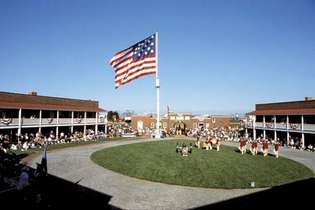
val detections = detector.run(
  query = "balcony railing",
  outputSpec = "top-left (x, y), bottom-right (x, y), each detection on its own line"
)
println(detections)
top-left (58, 118), bottom-right (72, 124)
top-left (73, 118), bottom-right (84, 124)
top-left (86, 118), bottom-right (96, 124)
top-left (265, 122), bottom-right (274, 129)
top-left (41, 118), bottom-right (57, 125)
top-left (276, 123), bottom-right (287, 129)
top-left (255, 122), bottom-right (264, 128)
top-left (0, 117), bottom-right (106, 128)
top-left (289, 123), bottom-right (301, 130)
top-left (303, 124), bottom-right (315, 131)
top-left (0, 118), bottom-right (19, 127)
top-left (22, 118), bottom-right (40, 125)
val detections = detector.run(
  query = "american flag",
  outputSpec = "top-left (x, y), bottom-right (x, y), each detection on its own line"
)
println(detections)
top-left (109, 34), bottom-right (157, 88)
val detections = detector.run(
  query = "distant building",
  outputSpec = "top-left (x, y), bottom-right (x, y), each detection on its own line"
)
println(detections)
top-left (0, 91), bottom-right (107, 141)
top-left (246, 97), bottom-right (315, 147)
top-left (130, 112), bottom-right (235, 135)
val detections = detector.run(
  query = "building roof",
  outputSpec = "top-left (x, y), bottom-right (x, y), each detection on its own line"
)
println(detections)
top-left (247, 109), bottom-right (315, 116)
top-left (0, 91), bottom-right (105, 112)
top-left (247, 98), bottom-right (315, 116)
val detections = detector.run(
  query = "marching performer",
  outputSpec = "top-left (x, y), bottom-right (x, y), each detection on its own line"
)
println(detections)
top-left (274, 141), bottom-right (281, 158)
top-left (204, 135), bottom-right (211, 150)
top-left (215, 137), bottom-right (221, 152)
top-left (239, 137), bottom-right (246, 155)
top-left (251, 139), bottom-right (258, 155)
top-left (262, 139), bottom-right (269, 157)
top-left (195, 135), bottom-right (201, 149)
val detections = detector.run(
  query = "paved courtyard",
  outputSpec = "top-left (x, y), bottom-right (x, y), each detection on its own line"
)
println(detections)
top-left (28, 138), bottom-right (314, 209)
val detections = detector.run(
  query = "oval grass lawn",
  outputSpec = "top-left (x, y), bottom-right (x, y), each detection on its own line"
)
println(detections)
top-left (90, 140), bottom-right (314, 189)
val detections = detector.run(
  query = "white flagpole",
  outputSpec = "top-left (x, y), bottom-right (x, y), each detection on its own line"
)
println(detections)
top-left (155, 32), bottom-right (160, 138)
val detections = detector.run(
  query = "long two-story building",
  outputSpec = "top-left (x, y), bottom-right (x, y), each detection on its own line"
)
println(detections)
top-left (246, 97), bottom-right (315, 147)
top-left (0, 91), bottom-right (107, 142)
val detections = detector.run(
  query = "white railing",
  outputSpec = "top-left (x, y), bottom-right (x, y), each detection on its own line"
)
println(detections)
top-left (289, 123), bottom-right (301, 130)
top-left (255, 122), bottom-right (264, 128)
top-left (73, 118), bottom-right (83, 124)
top-left (22, 118), bottom-right (40, 125)
top-left (0, 118), bottom-right (19, 127)
top-left (86, 118), bottom-right (96, 124)
top-left (303, 124), bottom-right (315, 131)
top-left (265, 122), bottom-right (274, 129)
top-left (58, 118), bottom-right (72, 124)
top-left (276, 123), bottom-right (287, 129)
top-left (98, 118), bottom-right (106, 123)
top-left (0, 117), bottom-right (107, 127)
top-left (41, 118), bottom-right (57, 125)
top-left (42, 118), bottom-right (57, 125)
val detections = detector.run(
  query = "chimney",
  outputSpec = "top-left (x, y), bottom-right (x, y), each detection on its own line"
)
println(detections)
top-left (305, 97), bottom-right (314, 101)
top-left (28, 91), bottom-right (38, 96)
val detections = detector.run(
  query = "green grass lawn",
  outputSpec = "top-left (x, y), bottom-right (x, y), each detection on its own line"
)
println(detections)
top-left (91, 139), bottom-right (314, 189)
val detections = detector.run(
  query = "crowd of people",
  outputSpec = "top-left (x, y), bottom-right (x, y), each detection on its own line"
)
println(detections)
top-left (0, 130), bottom-right (107, 153)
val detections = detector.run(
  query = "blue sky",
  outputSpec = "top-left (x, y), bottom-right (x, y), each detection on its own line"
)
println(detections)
top-left (0, 0), bottom-right (314, 115)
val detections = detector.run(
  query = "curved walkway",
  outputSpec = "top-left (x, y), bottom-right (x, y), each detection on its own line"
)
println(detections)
top-left (27, 139), bottom-right (313, 210)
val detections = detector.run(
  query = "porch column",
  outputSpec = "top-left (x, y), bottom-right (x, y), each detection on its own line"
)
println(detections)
top-left (39, 110), bottom-right (42, 134)
top-left (18, 108), bottom-right (22, 143)
top-left (105, 112), bottom-right (108, 135)
top-left (71, 111), bottom-right (74, 134)
top-left (274, 115), bottom-right (277, 141)
top-left (286, 115), bottom-right (290, 145)
top-left (95, 112), bottom-right (98, 135)
top-left (263, 115), bottom-right (266, 139)
top-left (301, 115), bottom-right (305, 148)
top-left (56, 110), bottom-right (59, 139)
top-left (83, 112), bottom-right (87, 139)
top-left (253, 116), bottom-right (256, 140)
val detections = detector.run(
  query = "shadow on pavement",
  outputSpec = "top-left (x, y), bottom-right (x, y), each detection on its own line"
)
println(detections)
top-left (0, 171), bottom-right (119, 209)
top-left (193, 177), bottom-right (315, 209)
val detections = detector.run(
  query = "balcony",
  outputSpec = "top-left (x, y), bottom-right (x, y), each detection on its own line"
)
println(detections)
top-left (255, 122), bottom-right (264, 128)
top-left (0, 118), bottom-right (19, 127)
top-left (41, 118), bottom-right (57, 125)
top-left (58, 118), bottom-right (72, 124)
top-left (22, 118), bottom-right (40, 125)
top-left (86, 118), bottom-right (96, 124)
top-left (289, 123), bottom-right (301, 130)
top-left (265, 122), bottom-right (274, 129)
top-left (303, 124), bottom-right (315, 131)
top-left (276, 123), bottom-right (287, 129)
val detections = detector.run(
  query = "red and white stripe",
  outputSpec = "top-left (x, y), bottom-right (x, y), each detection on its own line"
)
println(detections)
top-left (110, 49), bottom-right (156, 89)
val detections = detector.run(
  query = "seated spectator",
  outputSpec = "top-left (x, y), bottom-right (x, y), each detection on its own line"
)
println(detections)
top-left (17, 166), bottom-right (30, 190)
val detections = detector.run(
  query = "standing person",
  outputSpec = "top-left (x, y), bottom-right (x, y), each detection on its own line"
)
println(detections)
top-left (204, 135), bottom-right (211, 150)
top-left (251, 139), bottom-right (258, 155)
top-left (215, 137), bottom-right (221, 152)
top-left (239, 137), bottom-right (246, 155)
top-left (195, 135), bottom-right (200, 149)
top-left (262, 139), bottom-right (269, 157)
top-left (274, 141), bottom-right (281, 158)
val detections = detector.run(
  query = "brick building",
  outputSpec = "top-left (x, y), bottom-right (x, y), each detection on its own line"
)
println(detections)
top-left (130, 112), bottom-right (233, 135)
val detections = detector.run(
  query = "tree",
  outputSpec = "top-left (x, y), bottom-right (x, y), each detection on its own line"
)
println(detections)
top-left (107, 111), bottom-right (120, 122)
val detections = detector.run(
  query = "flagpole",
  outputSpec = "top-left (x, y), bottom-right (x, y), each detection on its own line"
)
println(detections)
top-left (155, 32), bottom-right (160, 138)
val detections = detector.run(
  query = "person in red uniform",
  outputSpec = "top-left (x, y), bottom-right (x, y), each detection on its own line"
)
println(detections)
top-left (262, 139), bottom-right (269, 157)
top-left (274, 141), bottom-right (281, 158)
top-left (204, 135), bottom-right (211, 150)
top-left (239, 137), bottom-right (246, 155)
top-left (251, 139), bottom-right (258, 155)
